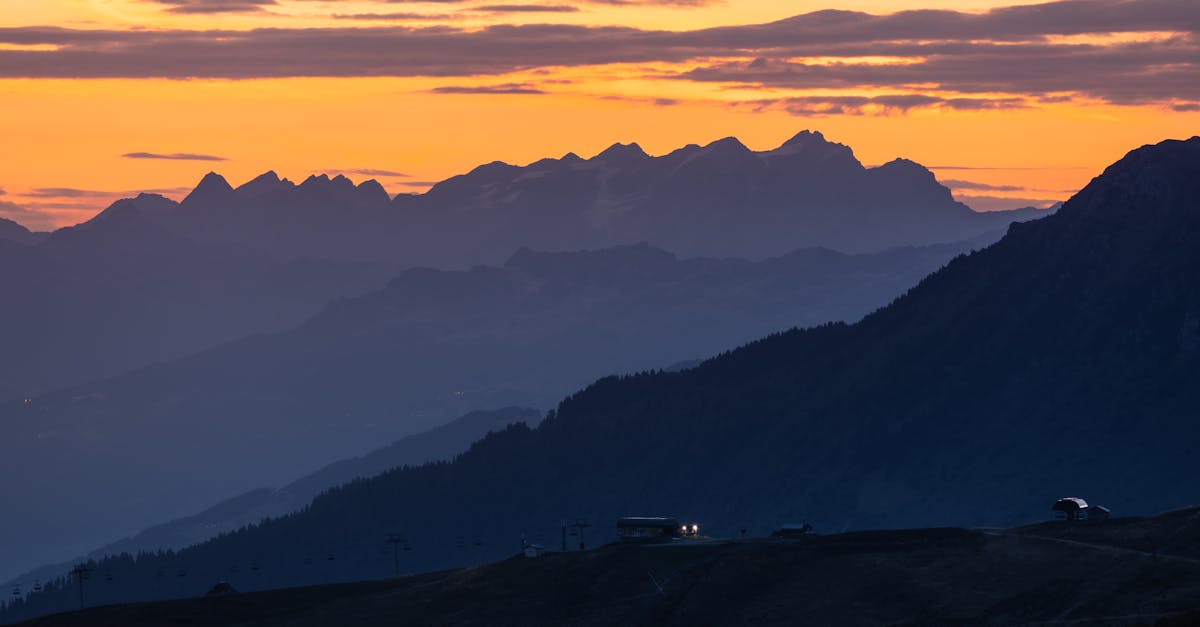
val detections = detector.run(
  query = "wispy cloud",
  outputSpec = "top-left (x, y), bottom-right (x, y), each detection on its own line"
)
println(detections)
top-left (333, 168), bottom-right (409, 178)
top-left (20, 186), bottom-right (192, 200)
top-left (5, 185), bottom-right (192, 230)
top-left (473, 4), bottom-right (579, 13)
top-left (940, 179), bottom-right (1026, 192)
top-left (928, 165), bottom-right (1090, 171)
top-left (0, 199), bottom-right (89, 231)
top-left (431, 83), bottom-right (546, 94)
top-left (148, 0), bottom-right (276, 14)
top-left (733, 94), bottom-right (1030, 117)
top-left (122, 151), bottom-right (228, 161)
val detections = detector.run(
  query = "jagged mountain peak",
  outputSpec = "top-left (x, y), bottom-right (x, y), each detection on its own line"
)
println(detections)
top-left (181, 172), bottom-right (234, 207)
top-left (702, 136), bottom-right (753, 156)
top-left (592, 141), bottom-right (649, 162)
top-left (354, 179), bottom-right (392, 205)
top-left (876, 157), bottom-right (927, 171)
top-left (872, 158), bottom-right (938, 182)
top-left (235, 170), bottom-right (294, 198)
top-left (770, 129), bottom-right (857, 162)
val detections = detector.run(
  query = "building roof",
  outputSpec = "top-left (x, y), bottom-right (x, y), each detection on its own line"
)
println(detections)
top-left (617, 517), bottom-right (679, 528)
top-left (1053, 497), bottom-right (1089, 510)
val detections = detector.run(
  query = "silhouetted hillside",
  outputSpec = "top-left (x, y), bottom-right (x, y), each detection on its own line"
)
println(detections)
top-left (0, 217), bottom-right (42, 245)
top-left (10, 507), bottom-right (1200, 626)
top-left (4, 136), bottom-right (1190, 612)
top-left (0, 238), bottom-right (987, 580)
top-left (1, 408), bottom-right (537, 596)
top-left (74, 131), bottom-right (1045, 267)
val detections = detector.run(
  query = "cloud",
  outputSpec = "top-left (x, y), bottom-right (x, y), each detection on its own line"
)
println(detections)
top-left (1, 0), bottom-right (1197, 108)
top-left (430, 82), bottom-right (546, 94)
top-left (940, 179), bottom-right (1026, 192)
top-left (21, 186), bottom-right (192, 199)
top-left (149, 0), bottom-right (276, 14)
top-left (734, 94), bottom-right (1029, 116)
top-left (122, 151), bottom-right (228, 161)
top-left (473, 4), bottom-right (579, 13)
top-left (598, 94), bottom-right (682, 106)
top-left (336, 168), bottom-right (409, 178)
top-left (331, 12), bottom-right (456, 21)
top-left (6, 186), bottom-right (192, 230)
top-left (0, 199), bottom-right (86, 231)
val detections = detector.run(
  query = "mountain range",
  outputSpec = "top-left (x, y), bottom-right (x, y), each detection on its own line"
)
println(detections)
top-left (2, 135), bottom-right (1188, 613)
top-left (0, 130), bottom-right (1047, 402)
top-left (0, 236), bottom-right (995, 581)
top-left (34, 130), bottom-right (1044, 270)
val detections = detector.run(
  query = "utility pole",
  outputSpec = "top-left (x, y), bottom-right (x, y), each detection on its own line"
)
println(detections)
top-left (385, 534), bottom-right (405, 578)
top-left (572, 520), bottom-right (592, 551)
top-left (69, 564), bottom-right (93, 611)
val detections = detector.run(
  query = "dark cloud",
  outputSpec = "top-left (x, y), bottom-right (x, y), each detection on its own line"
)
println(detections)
top-left (473, 4), bottom-right (580, 12)
top-left (678, 37), bottom-right (1200, 106)
top-left (587, 0), bottom-right (712, 4)
top-left (941, 179), bottom-right (1026, 192)
top-left (149, 0), bottom-right (276, 14)
top-left (431, 82), bottom-right (546, 94)
top-left (122, 151), bottom-right (228, 161)
top-left (24, 187), bottom-right (119, 199)
top-left (735, 94), bottom-right (1030, 116)
top-left (0, 199), bottom-right (88, 231)
top-left (599, 94), bottom-right (682, 106)
top-left (0, 200), bottom-right (35, 224)
top-left (331, 12), bottom-right (456, 21)
top-left (1, 0), bottom-right (1197, 108)
top-left (337, 168), bottom-right (409, 178)
top-left (928, 164), bottom-right (1090, 171)
top-left (21, 186), bottom-right (191, 199)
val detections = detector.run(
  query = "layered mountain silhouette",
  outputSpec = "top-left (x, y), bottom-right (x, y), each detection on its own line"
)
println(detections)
top-left (0, 216), bottom-right (43, 245)
top-left (0, 130), bottom-right (1045, 402)
top-left (396, 131), bottom-right (1044, 264)
top-left (66, 131), bottom-right (1045, 268)
top-left (0, 237), bottom-right (994, 580)
top-left (0, 407), bottom-right (537, 596)
top-left (5, 136), bottom-right (1190, 608)
top-left (0, 193), bottom-right (395, 400)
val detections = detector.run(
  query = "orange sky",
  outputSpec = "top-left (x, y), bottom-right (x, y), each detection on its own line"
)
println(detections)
top-left (1, 0), bottom-right (1198, 230)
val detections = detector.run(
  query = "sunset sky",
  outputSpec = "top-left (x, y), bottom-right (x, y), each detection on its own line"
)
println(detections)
top-left (1, 0), bottom-right (1198, 230)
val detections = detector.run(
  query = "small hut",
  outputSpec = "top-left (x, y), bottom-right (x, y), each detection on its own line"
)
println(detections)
top-left (617, 517), bottom-right (681, 543)
top-left (1052, 497), bottom-right (1089, 521)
